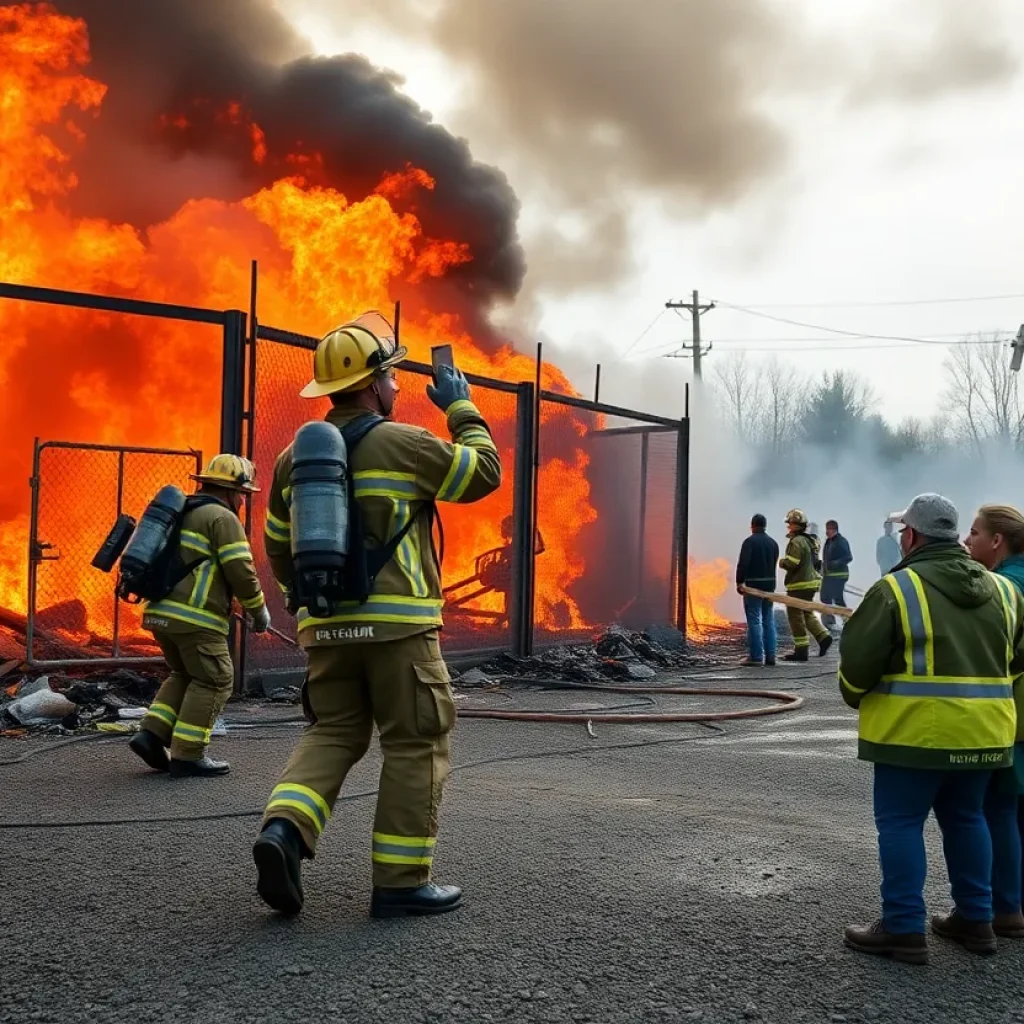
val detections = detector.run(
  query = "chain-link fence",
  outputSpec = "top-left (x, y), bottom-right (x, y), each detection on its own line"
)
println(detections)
top-left (1, 280), bottom-right (690, 687)
top-left (27, 441), bottom-right (202, 666)
top-left (532, 393), bottom-right (687, 649)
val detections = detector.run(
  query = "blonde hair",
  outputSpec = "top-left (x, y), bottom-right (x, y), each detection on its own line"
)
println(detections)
top-left (978, 504), bottom-right (1024, 555)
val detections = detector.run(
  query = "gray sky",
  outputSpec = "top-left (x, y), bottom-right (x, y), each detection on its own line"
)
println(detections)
top-left (276, 0), bottom-right (1024, 423)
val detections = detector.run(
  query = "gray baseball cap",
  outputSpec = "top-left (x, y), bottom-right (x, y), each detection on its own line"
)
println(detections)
top-left (888, 493), bottom-right (959, 541)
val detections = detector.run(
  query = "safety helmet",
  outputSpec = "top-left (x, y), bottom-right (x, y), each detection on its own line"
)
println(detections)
top-left (191, 454), bottom-right (259, 493)
top-left (785, 508), bottom-right (808, 526)
top-left (300, 311), bottom-right (408, 399)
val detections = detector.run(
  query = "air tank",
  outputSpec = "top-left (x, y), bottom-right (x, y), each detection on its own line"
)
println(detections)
top-left (120, 485), bottom-right (187, 580)
top-left (290, 421), bottom-right (348, 617)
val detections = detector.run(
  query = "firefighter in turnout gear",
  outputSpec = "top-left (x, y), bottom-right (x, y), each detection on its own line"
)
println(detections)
top-left (252, 312), bottom-right (501, 919)
top-left (779, 508), bottom-right (833, 662)
top-left (130, 455), bottom-right (270, 778)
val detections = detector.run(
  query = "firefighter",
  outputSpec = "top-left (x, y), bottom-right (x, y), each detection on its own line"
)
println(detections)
top-left (252, 313), bottom-right (501, 919)
top-left (129, 455), bottom-right (271, 778)
top-left (779, 508), bottom-right (832, 661)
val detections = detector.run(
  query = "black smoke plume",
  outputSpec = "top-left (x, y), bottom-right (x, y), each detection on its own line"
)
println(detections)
top-left (48, 0), bottom-right (525, 338)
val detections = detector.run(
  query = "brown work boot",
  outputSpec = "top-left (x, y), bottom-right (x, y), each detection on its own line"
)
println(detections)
top-left (930, 911), bottom-right (997, 954)
top-left (740, 657), bottom-right (764, 667)
top-left (843, 919), bottom-right (929, 965)
top-left (994, 911), bottom-right (1024, 939)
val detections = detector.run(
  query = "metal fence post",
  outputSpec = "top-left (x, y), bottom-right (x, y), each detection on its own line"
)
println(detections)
top-left (26, 439), bottom-right (42, 665)
top-left (220, 309), bottom-right (248, 691)
top-left (510, 382), bottom-right (537, 658)
top-left (673, 418), bottom-right (690, 637)
top-left (220, 310), bottom-right (248, 457)
top-left (637, 431), bottom-right (650, 614)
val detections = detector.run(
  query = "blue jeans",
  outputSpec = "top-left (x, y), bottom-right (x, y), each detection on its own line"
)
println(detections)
top-left (873, 763), bottom-right (993, 934)
top-left (742, 594), bottom-right (776, 662)
top-left (984, 777), bottom-right (1023, 915)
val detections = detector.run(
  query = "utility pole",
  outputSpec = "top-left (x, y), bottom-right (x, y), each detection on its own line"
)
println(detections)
top-left (665, 290), bottom-right (715, 378)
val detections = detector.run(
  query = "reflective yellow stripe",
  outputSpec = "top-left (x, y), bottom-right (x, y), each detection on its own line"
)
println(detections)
top-left (240, 594), bottom-right (265, 610)
top-left (437, 444), bottom-right (478, 502)
top-left (907, 571), bottom-right (935, 678)
top-left (180, 530), bottom-right (212, 556)
top-left (885, 573), bottom-right (915, 674)
top-left (445, 400), bottom-right (476, 419)
top-left (838, 670), bottom-right (869, 695)
top-left (992, 574), bottom-right (1017, 663)
top-left (144, 600), bottom-right (229, 634)
top-left (389, 499), bottom-right (429, 598)
top-left (173, 721), bottom-right (212, 744)
top-left (352, 470), bottom-right (419, 501)
top-left (296, 595), bottom-right (442, 630)
top-left (218, 541), bottom-right (253, 564)
top-left (146, 702), bottom-right (177, 727)
top-left (372, 832), bottom-right (436, 865)
top-left (266, 783), bottom-right (330, 834)
top-left (264, 511), bottom-right (290, 543)
top-left (189, 560), bottom-right (216, 608)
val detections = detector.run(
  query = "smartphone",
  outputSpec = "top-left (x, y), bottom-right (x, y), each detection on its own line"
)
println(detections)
top-left (431, 343), bottom-right (454, 380)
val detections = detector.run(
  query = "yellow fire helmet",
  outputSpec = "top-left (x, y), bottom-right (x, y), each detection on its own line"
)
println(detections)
top-left (785, 508), bottom-right (808, 526)
top-left (300, 310), bottom-right (408, 399)
top-left (191, 454), bottom-right (259, 493)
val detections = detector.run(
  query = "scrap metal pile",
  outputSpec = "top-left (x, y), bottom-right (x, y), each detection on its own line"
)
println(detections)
top-left (459, 623), bottom-right (746, 687)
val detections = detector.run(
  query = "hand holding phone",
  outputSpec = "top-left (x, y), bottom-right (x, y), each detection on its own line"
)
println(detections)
top-left (431, 344), bottom-right (454, 381)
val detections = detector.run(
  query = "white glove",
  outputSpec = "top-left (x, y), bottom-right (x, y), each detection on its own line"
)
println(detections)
top-left (250, 605), bottom-right (271, 633)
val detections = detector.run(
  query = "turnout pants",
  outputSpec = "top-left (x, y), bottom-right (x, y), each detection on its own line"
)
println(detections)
top-left (141, 629), bottom-right (234, 760)
top-left (261, 630), bottom-right (456, 889)
top-left (785, 588), bottom-right (829, 651)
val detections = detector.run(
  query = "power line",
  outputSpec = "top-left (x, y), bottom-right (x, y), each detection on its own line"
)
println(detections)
top-left (712, 301), bottom-right (981, 346)
top-left (707, 331), bottom-right (1016, 344)
top-left (713, 293), bottom-right (1024, 310)
top-left (712, 339), bottom-right (1006, 353)
top-left (619, 307), bottom-right (668, 361)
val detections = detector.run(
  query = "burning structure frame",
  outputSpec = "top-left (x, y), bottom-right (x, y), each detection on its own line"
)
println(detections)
top-left (0, 278), bottom-right (691, 689)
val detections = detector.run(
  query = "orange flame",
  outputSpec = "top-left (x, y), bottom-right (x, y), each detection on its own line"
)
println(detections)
top-left (0, 3), bottom-right (599, 637)
top-left (686, 557), bottom-right (732, 638)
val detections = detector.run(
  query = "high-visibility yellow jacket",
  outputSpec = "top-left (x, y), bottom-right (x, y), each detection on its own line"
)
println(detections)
top-left (838, 542), bottom-right (1024, 770)
top-left (264, 399), bottom-right (501, 647)
top-left (780, 532), bottom-right (820, 593)
top-left (142, 499), bottom-right (266, 636)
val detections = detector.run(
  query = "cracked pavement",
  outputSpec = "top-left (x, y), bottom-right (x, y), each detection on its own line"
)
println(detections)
top-left (2, 663), bottom-right (1023, 1024)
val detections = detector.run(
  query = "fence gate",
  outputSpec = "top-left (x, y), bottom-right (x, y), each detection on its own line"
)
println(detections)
top-left (27, 440), bottom-right (202, 668)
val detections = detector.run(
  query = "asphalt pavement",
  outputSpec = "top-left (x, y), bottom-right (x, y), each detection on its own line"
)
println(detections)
top-left (2, 659), bottom-right (1023, 1024)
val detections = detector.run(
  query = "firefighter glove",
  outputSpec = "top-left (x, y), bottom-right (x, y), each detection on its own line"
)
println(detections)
top-left (426, 364), bottom-right (471, 412)
top-left (250, 605), bottom-right (272, 633)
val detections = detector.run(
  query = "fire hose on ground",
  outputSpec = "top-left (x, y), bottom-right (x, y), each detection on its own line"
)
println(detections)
top-left (0, 667), bottom-right (821, 828)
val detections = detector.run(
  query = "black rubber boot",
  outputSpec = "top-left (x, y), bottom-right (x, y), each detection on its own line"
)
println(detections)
top-left (782, 648), bottom-right (809, 662)
top-left (764, 658), bottom-right (777, 667)
top-left (370, 882), bottom-right (463, 919)
top-left (253, 819), bottom-right (305, 916)
top-left (128, 729), bottom-right (169, 773)
top-left (169, 756), bottom-right (230, 778)
top-left (818, 635), bottom-right (834, 657)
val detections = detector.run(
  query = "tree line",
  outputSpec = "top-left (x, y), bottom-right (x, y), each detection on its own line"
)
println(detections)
top-left (709, 336), bottom-right (1024, 485)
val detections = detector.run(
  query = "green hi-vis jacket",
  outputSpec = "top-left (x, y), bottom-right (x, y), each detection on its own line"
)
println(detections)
top-left (838, 543), bottom-right (1024, 769)
top-left (142, 499), bottom-right (266, 636)
top-left (780, 532), bottom-right (820, 593)
top-left (264, 400), bottom-right (501, 647)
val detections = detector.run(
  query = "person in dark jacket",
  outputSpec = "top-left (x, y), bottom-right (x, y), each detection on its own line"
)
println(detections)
top-left (821, 520), bottom-right (852, 627)
top-left (736, 514), bottom-right (780, 666)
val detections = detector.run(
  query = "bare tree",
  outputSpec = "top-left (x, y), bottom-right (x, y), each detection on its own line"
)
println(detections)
top-left (710, 352), bottom-right (764, 445)
top-left (944, 336), bottom-right (1024, 448)
top-left (760, 357), bottom-right (807, 454)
